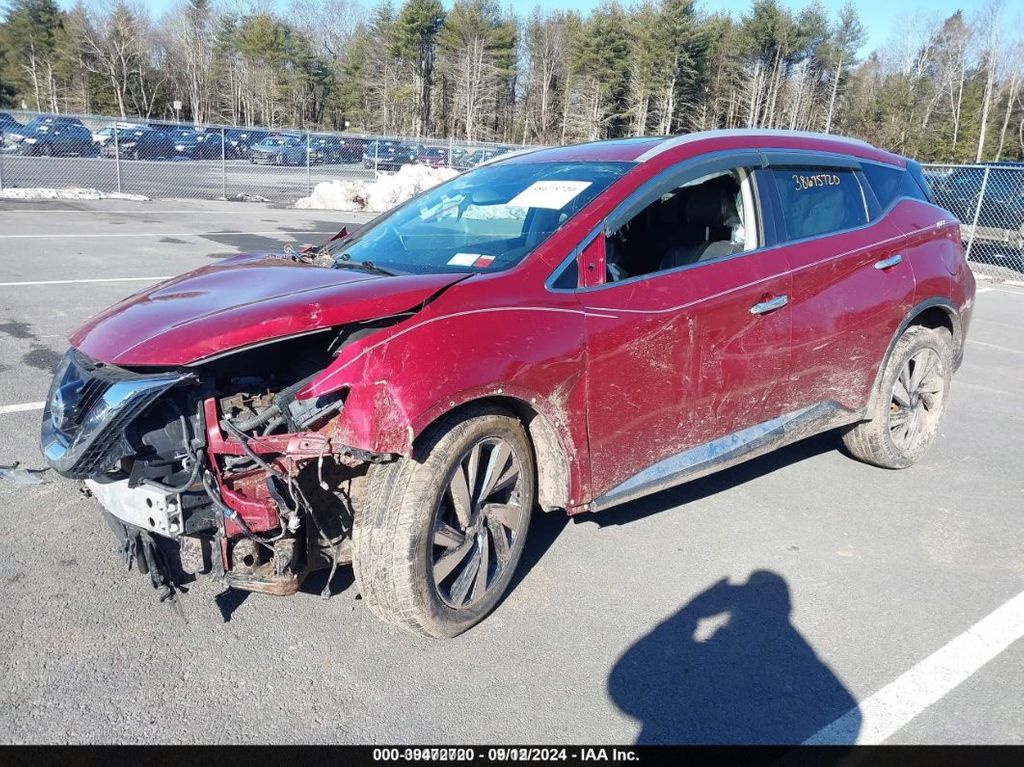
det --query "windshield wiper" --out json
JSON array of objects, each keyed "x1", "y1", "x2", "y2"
[{"x1": 332, "y1": 256, "x2": 395, "y2": 276}]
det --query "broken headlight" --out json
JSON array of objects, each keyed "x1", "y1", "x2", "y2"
[{"x1": 41, "y1": 349, "x2": 192, "y2": 479}]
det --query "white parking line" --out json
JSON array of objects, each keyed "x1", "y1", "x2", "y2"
[
  {"x1": 0, "y1": 402, "x2": 45, "y2": 415},
  {"x1": 0, "y1": 276, "x2": 169, "y2": 287},
  {"x1": 0, "y1": 229, "x2": 336, "y2": 239},
  {"x1": 968, "y1": 339, "x2": 1024, "y2": 355},
  {"x1": 804, "y1": 589, "x2": 1024, "y2": 745}
]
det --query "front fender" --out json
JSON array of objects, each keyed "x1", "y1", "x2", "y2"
[{"x1": 297, "y1": 296, "x2": 592, "y2": 507}]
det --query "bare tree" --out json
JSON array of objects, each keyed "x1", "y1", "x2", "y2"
[
  {"x1": 523, "y1": 10, "x2": 566, "y2": 143},
  {"x1": 289, "y1": 0, "x2": 363, "y2": 57},
  {"x1": 78, "y1": 1, "x2": 155, "y2": 118},
  {"x1": 974, "y1": 0, "x2": 1004, "y2": 162},
  {"x1": 165, "y1": 0, "x2": 215, "y2": 123},
  {"x1": 995, "y1": 29, "x2": 1023, "y2": 160},
  {"x1": 824, "y1": 2, "x2": 864, "y2": 133}
]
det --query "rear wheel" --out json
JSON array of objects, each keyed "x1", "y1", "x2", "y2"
[
  {"x1": 842, "y1": 325, "x2": 953, "y2": 469},
  {"x1": 352, "y1": 406, "x2": 535, "y2": 638}
]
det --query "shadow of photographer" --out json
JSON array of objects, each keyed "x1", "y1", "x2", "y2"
[{"x1": 608, "y1": 570, "x2": 860, "y2": 745}]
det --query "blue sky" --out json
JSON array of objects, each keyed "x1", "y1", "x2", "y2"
[{"x1": 56, "y1": 0, "x2": 981, "y2": 55}]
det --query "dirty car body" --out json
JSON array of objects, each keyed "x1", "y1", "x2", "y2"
[{"x1": 42, "y1": 130, "x2": 975, "y2": 637}]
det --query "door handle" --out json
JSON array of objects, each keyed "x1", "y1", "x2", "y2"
[
  {"x1": 750, "y1": 295, "x2": 789, "y2": 315},
  {"x1": 874, "y1": 254, "x2": 903, "y2": 270}
]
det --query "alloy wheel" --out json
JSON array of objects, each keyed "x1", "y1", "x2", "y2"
[
  {"x1": 888, "y1": 347, "x2": 945, "y2": 452},
  {"x1": 431, "y1": 437, "x2": 525, "y2": 609}
]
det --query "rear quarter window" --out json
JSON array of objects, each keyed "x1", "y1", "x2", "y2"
[
  {"x1": 771, "y1": 168, "x2": 867, "y2": 240},
  {"x1": 863, "y1": 163, "x2": 931, "y2": 210}
]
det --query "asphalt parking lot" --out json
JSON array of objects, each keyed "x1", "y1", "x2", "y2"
[{"x1": 0, "y1": 199, "x2": 1022, "y2": 745}]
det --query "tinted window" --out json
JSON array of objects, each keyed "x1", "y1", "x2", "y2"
[
  {"x1": 551, "y1": 257, "x2": 578, "y2": 289},
  {"x1": 904, "y1": 160, "x2": 934, "y2": 203},
  {"x1": 772, "y1": 168, "x2": 867, "y2": 240},
  {"x1": 862, "y1": 164, "x2": 904, "y2": 208},
  {"x1": 863, "y1": 163, "x2": 932, "y2": 210}
]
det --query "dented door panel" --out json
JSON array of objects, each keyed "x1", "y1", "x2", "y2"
[
  {"x1": 577, "y1": 247, "x2": 792, "y2": 504},
  {"x1": 784, "y1": 217, "x2": 916, "y2": 413}
]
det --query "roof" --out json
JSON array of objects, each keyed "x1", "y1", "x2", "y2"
[{"x1": 499, "y1": 129, "x2": 902, "y2": 167}]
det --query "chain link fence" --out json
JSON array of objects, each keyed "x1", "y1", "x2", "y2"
[
  {"x1": 922, "y1": 163, "x2": 1024, "y2": 283},
  {"x1": 0, "y1": 109, "x2": 529, "y2": 204}
]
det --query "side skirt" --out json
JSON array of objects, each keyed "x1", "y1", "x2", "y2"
[{"x1": 588, "y1": 402, "x2": 858, "y2": 513}]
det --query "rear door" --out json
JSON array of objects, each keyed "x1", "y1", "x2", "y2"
[
  {"x1": 568, "y1": 152, "x2": 794, "y2": 506},
  {"x1": 764, "y1": 153, "x2": 915, "y2": 415}
]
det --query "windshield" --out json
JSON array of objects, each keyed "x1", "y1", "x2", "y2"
[
  {"x1": 329, "y1": 161, "x2": 632, "y2": 275},
  {"x1": 262, "y1": 138, "x2": 298, "y2": 147}
]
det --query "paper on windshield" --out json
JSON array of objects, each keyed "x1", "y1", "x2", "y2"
[
  {"x1": 507, "y1": 180, "x2": 592, "y2": 210},
  {"x1": 447, "y1": 253, "x2": 496, "y2": 268}
]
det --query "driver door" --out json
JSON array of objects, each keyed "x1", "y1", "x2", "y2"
[{"x1": 569, "y1": 156, "x2": 794, "y2": 508}]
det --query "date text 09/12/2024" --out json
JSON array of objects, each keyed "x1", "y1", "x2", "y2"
[{"x1": 371, "y1": 748, "x2": 639, "y2": 762}]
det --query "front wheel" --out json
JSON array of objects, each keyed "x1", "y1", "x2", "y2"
[
  {"x1": 352, "y1": 406, "x2": 535, "y2": 638},
  {"x1": 842, "y1": 325, "x2": 953, "y2": 469}
]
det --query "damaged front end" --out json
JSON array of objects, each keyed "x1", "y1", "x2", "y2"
[{"x1": 41, "y1": 328, "x2": 393, "y2": 605}]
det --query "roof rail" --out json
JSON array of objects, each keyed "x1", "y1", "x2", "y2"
[{"x1": 635, "y1": 129, "x2": 874, "y2": 162}]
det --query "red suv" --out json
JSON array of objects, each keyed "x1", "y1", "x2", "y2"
[{"x1": 41, "y1": 130, "x2": 974, "y2": 637}]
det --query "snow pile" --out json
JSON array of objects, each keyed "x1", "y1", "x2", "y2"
[
  {"x1": 295, "y1": 164, "x2": 458, "y2": 213},
  {"x1": 0, "y1": 187, "x2": 150, "y2": 201}
]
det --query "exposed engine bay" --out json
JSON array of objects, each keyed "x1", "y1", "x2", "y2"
[{"x1": 43, "y1": 325, "x2": 396, "y2": 606}]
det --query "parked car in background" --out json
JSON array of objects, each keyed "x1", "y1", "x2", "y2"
[
  {"x1": 929, "y1": 162, "x2": 1024, "y2": 257},
  {"x1": 307, "y1": 134, "x2": 345, "y2": 164},
  {"x1": 339, "y1": 136, "x2": 369, "y2": 162},
  {"x1": 99, "y1": 126, "x2": 176, "y2": 160},
  {"x1": 225, "y1": 128, "x2": 270, "y2": 159},
  {"x1": 362, "y1": 140, "x2": 417, "y2": 170},
  {"x1": 40, "y1": 131, "x2": 974, "y2": 638},
  {"x1": 92, "y1": 123, "x2": 146, "y2": 147},
  {"x1": 3, "y1": 115, "x2": 96, "y2": 157},
  {"x1": 249, "y1": 135, "x2": 307, "y2": 166},
  {"x1": 455, "y1": 148, "x2": 501, "y2": 171},
  {"x1": 415, "y1": 146, "x2": 450, "y2": 168},
  {"x1": 0, "y1": 111, "x2": 25, "y2": 138},
  {"x1": 171, "y1": 129, "x2": 220, "y2": 160}
]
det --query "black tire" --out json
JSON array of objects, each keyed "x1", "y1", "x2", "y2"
[
  {"x1": 842, "y1": 325, "x2": 953, "y2": 469},
  {"x1": 39, "y1": 143, "x2": 53, "y2": 157},
  {"x1": 352, "y1": 406, "x2": 535, "y2": 638}
]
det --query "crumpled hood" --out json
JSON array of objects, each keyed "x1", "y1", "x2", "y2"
[{"x1": 70, "y1": 253, "x2": 464, "y2": 366}]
